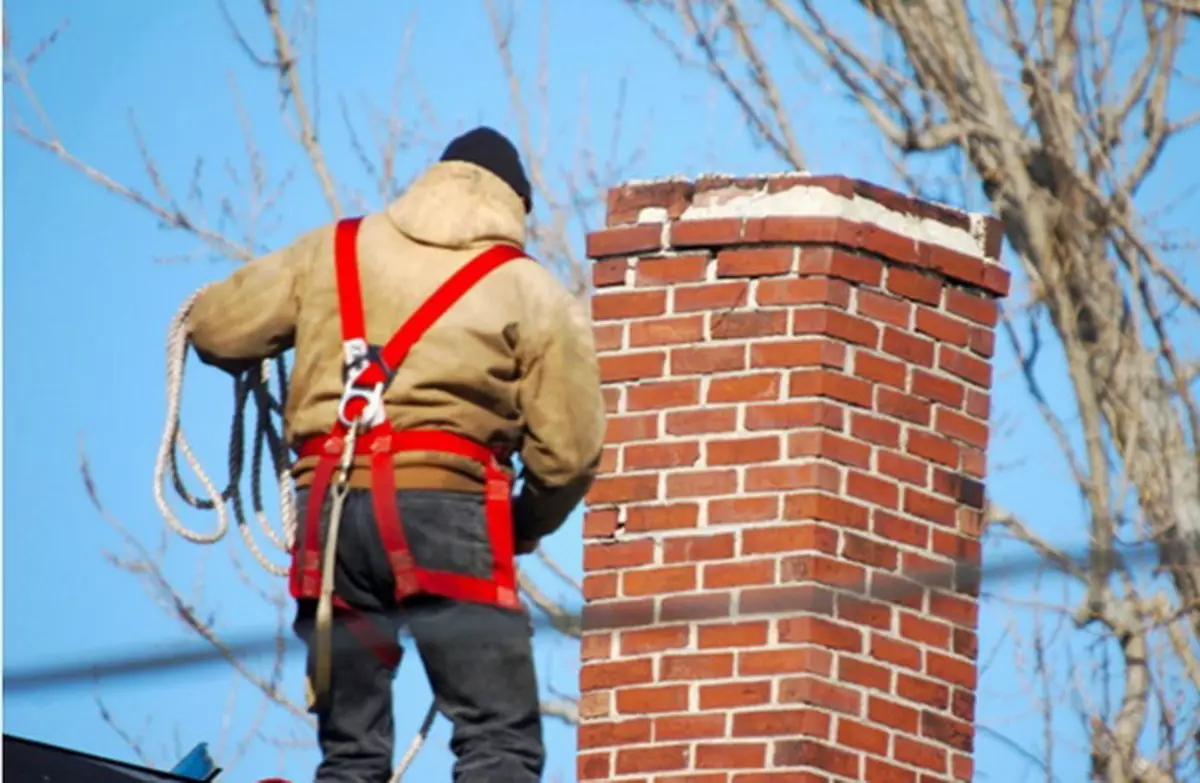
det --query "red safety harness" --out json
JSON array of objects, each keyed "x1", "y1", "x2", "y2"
[{"x1": 288, "y1": 216, "x2": 527, "y2": 671}]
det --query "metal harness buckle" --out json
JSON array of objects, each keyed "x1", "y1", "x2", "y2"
[{"x1": 336, "y1": 338, "x2": 393, "y2": 429}]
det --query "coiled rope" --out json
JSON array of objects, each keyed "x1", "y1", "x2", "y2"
[{"x1": 154, "y1": 289, "x2": 436, "y2": 782}]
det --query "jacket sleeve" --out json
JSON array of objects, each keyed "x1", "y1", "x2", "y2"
[
  {"x1": 185, "y1": 234, "x2": 314, "y2": 374},
  {"x1": 513, "y1": 285, "x2": 606, "y2": 542}
]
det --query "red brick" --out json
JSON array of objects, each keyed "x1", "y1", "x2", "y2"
[
  {"x1": 605, "y1": 414, "x2": 660, "y2": 445},
  {"x1": 868, "y1": 694, "x2": 919, "y2": 732},
  {"x1": 751, "y1": 339, "x2": 846, "y2": 370},
  {"x1": 624, "y1": 503, "x2": 700, "y2": 532},
  {"x1": 896, "y1": 673, "x2": 950, "y2": 708},
  {"x1": 593, "y1": 323, "x2": 624, "y2": 351},
  {"x1": 624, "y1": 441, "x2": 700, "y2": 471},
  {"x1": 663, "y1": 532, "x2": 736, "y2": 562},
  {"x1": 935, "y1": 408, "x2": 990, "y2": 449},
  {"x1": 629, "y1": 315, "x2": 704, "y2": 346},
  {"x1": 602, "y1": 387, "x2": 621, "y2": 413},
  {"x1": 887, "y1": 267, "x2": 943, "y2": 305},
  {"x1": 593, "y1": 290, "x2": 667, "y2": 321},
  {"x1": 710, "y1": 315, "x2": 788, "y2": 349},
  {"x1": 717, "y1": 247, "x2": 794, "y2": 277},
  {"x1": 743, "y1": 214, "x2": 839, "y2": 244},
  {"x1": 666, "y1": 408, "x2": 738, "y2": 434},
  {"x1": 778, "y1": 616, "x2": 863, "y2": 652},
  {"x1": 707, "y1": 372, "x2": 783, "y2": 403},
  {"x1": 583, "y1": 598, "x2": 656, "y2": 630},
  {"x1": 911, "y1": 369, "x2": 965, "y2": 408},
  {"x1": 578, "y1": 718, "x2": 653, "y2": 749},
  {"x1": 893, "y1": 736, "x2": 947, "y2": 773},
  {"x1": 945, "y1": 288, "x2": 998, "y2": 326},
  {"x1": 587, "y1": 224, "x2": 663, "y2": 258},
  {"x1": 741, "y1": 523, "x2": 838, "y2": 556},
  {"x1": 871, "y1": 572, "x2": 925, "y2": 610},
  {"x1": 904, "y1": 487, "x2": 958, "y2": 526},
  {"x1": 696, "y1": 743, "x2": 767, "y2": 769},
  {"x1": 621, "y1": 626, "x2": 690, "y2": 656},
  {"x1": 698, "y1": 622, "x2": 770, "y2": 649},
  {"x1": 798, "y1": 246, "x2": 884, "y2": 286},
  {"x1": 584, "y1": 573, "x2": 617, "y2": 600},
  {"x1": 731, "y1": 709, "x2": 830, "y2": 738},
  {"x1": 615, "y1": 684, "x2": 690, "y2": 715},
  {"x1": 745, "y1": 400, "x2": 844, "y2": 432},
  {"x1": 606, "y1": 180, "x2": 693, "y2": 225},
  {"x1": 635, "y1": 254, "x2": 709, "y2": 286},
  {"x1": 706, "y1": 436, "x2": 780, "y2": 465},
  {"x1": 773, "y1": 739, "x2": 860, "y2": 778},
  {"x1": 703, "y1": 559, "x2": 777, "y2": 588},
  {"x1": 584, "y1": 509, "x2": 618, "y2": 538},
  {"x1": 757, "y1": 277, "x2": 851, "y2": 307},
  {"x1": 578, "y1": 751, "x2": 611, "y2": 780},
  {"x1": 793, "y1": 307, "x2": 881, "y2": 348},
  {"x1": 865, "y1": 758, "x2": 917, "y2": 783},
  {"x1": 593, "y1": 258, "x2": 628, "y2": 287},
  {"x1": 850, "y1": 412, "x2": 900, "y2": 448},
  {"x1": 581, "y1": 632, "x2": 612, "y2": 661},
  {"x1": 708, "y1": 496, "x2": 780, "y2": 524},
  {"x1": 788, "y1": 370, "x2": 872, "y2": 407},
  {"x1": 660, "y1": 652, "x2": 734, "y2": 681},
  {"x1": 938, "y1": 345, "x2": 991, "y2": 388},
  {"x1": 738, "y1": 646, "x2": 833, "y2": 677},
  {"x1": 968, "y1": 325, "x2": 995, "y2": 357},
  {"x1": 837, "y1": 594, "x2": 893, "y2": 630},
  {"x1": 599, "y1": 351, "x2": 665, "y2": 382},
  {"x1": 853, "y1": 351, "x2": 906, "y2": 389},
  {"x1": 745, "y1": 463, "x2": 840, "y2": 493},
  {"x1": 915, "y1": 307, "x2": 970, "y2": 345},
  {"x1": 841, "y1": 532, "x2": 899, "y2": 569},
  {"x1": 856, "y1": 289, "x2": 912, "y2": 327},
  {"x1": 622, "y1": 565, "x2": 697, "y2": 596},
  {"x1": 965, "y1": 388, "x2": 990, "y2": 419},
  {"x1": 926, "y1": 651, "x2": 977, "y2": 689},
  {"x1": 878, "y1": 387, "x2": 933, "y2": 425},
  {"x1": 587, "y1": 474, "x2": 658, "y2": 505},
  {"x1": 584, "y1": 539, "x2": 656, "y2": 570},
  {"x1": 665, "y1": 470, "x2": 738, "y2": 498},
  {"x1": 580, "y1": 658, "x2": 655, "y2": 690},
  {"x1": 783, "y1": 492, "x2": 870, "y2": 529},
  {"x1": 877, "y1": 450, "x2": 929, "y2": 486},
  {"x1": 838, "y1": 656, "x2": 892, "y2": 691},
  {"x1": 614, "y1": 744, "x2": 689, "y2": 774},
  {"x1": 921, "y1": 710, "x2": 973, "y2": 752},
  {"x1": 699, "y1": 681, "x2": 772, "y2": 709},
  {"x1": 882, "y1": 327, "x2": 935, "y2": 367},
  {"x1": 661, "y1": 592, "x2": 732, "y2": 622},
  {"x1": 671, "y1": 344, "x2": 746, "y2": 374},
  {"x1": 739, "y1": 584, "x2": 835, "y2": 616},
  {"x1": 627, "y1": 379, "x2": 700, "y2": 410},
  {"x1": 674, "y1": 281, "x2": 749, "y2": 312},
  {"x1": 673, "y1": 218, "x2": 744, "y2": 247},
  {"x1": 907, "y1": 430, "x2": 959, "y2": 468},
  {"x1": 787, "y1": 431, "x2": 871, "y2": 468},
  {"x1": 871, "y1": 634, "x2": 922, "y2": 671},
  {"x1": 845, "y1": 471, "x2": 900, "y2": 510},
  {"x1": 654, "y1": 713, "x2": 728, "y2": 741},
  {"x1": 779, "y1": 676, "x2": 862, "y2": 715},
  {"x1": 873, "y1": 510, "x2": 930, "y2": 548},
  {"x1": 837, "y1": 718, "x2": 889, "y2": 755}
]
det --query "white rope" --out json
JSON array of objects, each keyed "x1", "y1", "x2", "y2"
[{"x1": 156, "y1": 290, "x2": 435, "y2": 780}]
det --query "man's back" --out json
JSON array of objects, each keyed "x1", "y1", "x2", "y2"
[{"x1": 187, "y1": 157, "x2": 604, "y2": 508}]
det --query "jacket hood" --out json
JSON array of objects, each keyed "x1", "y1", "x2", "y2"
[{"x1": 385, "y1": 160, "x2": 527, "y2": 250}]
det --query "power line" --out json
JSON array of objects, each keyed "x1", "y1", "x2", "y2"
[{"x1": 4, "y1": 541, "x2": 1162, "y2": 695}]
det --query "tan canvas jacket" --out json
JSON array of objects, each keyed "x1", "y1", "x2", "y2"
[{"x1": 185, "y1": 160, "x2": 606, "y2": 541}]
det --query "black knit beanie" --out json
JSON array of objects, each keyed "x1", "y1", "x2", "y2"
[{"x1": 440, "y1": 126, "x2": 533, "y2": 214}]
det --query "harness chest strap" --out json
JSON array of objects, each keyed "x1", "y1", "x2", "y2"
[{"x1": 288, "y1": 217, "x2": 527, "y2": 615}]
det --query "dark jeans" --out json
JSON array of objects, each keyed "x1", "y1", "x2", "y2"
[{"x1": 293, "y1": 487, "x2": 544, "y2": 783}]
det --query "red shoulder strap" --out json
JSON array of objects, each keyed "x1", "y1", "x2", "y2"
[
  {"x1": 334, "y1": 217, "x2": 367, "y2": 343},
  {"x1": 332, "y1": 216, "x2": 528, "y2": 385}
]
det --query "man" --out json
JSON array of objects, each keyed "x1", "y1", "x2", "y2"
[{"x1": 185, "y1": 127, "x2": 606, "y2": 782}]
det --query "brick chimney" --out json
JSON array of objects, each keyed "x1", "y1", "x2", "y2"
[{"x1": 578, "y1": 174, "x2": 1009, "y2": 782}]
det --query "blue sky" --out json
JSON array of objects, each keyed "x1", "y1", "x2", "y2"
[{"x1": 4, "y1": 2, "x2": 1194, "y2": 781}]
